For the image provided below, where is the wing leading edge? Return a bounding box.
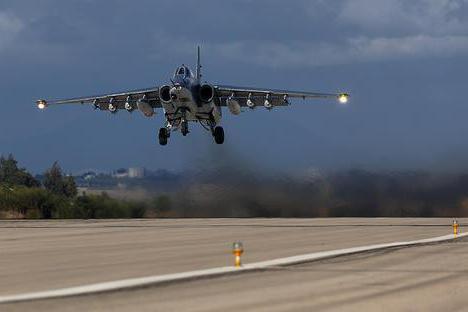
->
[213,85,349,107]
[36,87,161,111]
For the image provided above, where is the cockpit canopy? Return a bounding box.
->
[174,65,193,79]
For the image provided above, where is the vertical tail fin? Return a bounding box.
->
[196,46,202,82]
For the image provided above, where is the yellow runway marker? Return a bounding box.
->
[232,242,244,268]
[453,219,459,236]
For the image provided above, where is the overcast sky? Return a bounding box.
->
[0,0,467,174]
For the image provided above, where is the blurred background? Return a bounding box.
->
[1,0,468,218]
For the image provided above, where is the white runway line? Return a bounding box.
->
[1,232,466,304]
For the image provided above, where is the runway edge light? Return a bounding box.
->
[453,219,459,236]
[232,242,244,268]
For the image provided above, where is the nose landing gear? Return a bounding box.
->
[180,108,190,137]
[181,120,189,136]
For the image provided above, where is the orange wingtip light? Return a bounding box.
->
[338,93,349,104]
[36,99,48,110]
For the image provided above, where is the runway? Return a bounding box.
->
[0,218,466,311]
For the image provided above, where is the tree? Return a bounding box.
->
[43,162,64,195]
[43,162,77,198]
[63,175,78,198]
[0,154,40,187]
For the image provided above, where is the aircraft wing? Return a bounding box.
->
[213,85,349,107]
[36,87,161,111]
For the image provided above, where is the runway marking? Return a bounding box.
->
[1,232,466,304]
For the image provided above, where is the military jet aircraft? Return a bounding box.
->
[36,47,349,145]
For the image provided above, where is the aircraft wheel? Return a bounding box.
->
[213,126,224,144]
[159,128,168,146]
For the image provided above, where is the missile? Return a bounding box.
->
[125,96,134,112]
[264,94,272,109]
[108,98,117,113]
[246,93,255,109]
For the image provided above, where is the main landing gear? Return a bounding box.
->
[158,120,224,145]
[205,120,224,144]
[212,126,224,144]
[158,128,169,146]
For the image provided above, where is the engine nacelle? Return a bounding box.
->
[159,85,172,103]
[226,96,241,115]
[137,98,155,117]
[199,84,214,103]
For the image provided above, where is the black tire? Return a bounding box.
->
[159,128,168,146]
[213,126,224,144]
[181,122,189,136]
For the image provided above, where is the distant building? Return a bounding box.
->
[82,171,97,181]
[113,168,129,179]
[112,167,146,179]
[128,167,145,178]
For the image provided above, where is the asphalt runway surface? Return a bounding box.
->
[1,218,466,311]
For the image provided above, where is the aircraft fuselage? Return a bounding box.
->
[161,66,222,130]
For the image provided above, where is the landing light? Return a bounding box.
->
[37,100,47,110]
[338,93,349,104]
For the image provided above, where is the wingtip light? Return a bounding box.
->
[36,99,48,110]
[338,93,349,104]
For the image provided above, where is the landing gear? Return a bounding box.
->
[213,126,224,144]
[159,128,169,146]
[181,120,189,136]
[180,108,190,137]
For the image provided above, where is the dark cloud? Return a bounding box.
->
[20,15,84,44]
[0,0,467,173]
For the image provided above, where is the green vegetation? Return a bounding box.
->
[0,155,40,188]
[0,155,154,219]
[1,154,468,219]
[43,162,77,198]
[73,193,146,219]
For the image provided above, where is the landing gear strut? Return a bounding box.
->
[180,108,190,137]
[159,128,169,146]
[181,120,189,136]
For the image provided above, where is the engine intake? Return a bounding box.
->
[159,85,172,103]
[199,84,214,103]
